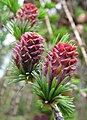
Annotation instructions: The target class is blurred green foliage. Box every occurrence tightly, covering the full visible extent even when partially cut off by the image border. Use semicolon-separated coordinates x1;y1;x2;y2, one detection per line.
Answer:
0;0;20;14
74;7;85;17
45;2;56;9
38;7;47;20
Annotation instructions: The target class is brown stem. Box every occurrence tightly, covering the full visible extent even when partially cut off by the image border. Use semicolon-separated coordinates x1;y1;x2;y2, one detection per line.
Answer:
52;104;64;120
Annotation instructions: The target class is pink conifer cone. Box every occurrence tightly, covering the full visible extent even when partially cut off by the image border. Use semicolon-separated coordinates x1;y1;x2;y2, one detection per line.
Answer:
43;42;78;87
16;3;38;26
13;32;44;74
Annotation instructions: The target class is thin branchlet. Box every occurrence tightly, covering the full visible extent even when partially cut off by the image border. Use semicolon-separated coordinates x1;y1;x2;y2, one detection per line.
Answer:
52;104;64;120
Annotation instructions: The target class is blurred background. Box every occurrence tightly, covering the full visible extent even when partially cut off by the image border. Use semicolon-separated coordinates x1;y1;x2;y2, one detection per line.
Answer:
0;0;87;120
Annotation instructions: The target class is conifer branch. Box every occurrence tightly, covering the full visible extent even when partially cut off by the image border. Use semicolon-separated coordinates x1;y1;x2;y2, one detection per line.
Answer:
52;104;64;120
39;0;53;36
62;0;87;65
